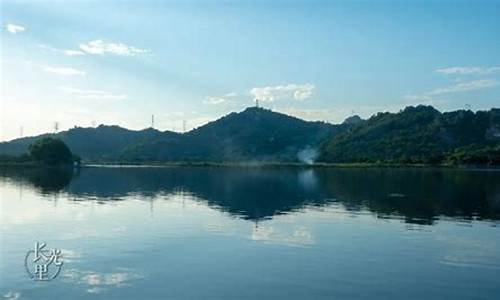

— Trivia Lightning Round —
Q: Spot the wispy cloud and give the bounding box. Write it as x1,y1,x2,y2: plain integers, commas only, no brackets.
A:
39,44,87,56
43,66,86,76
5,23,26,34
79,40,149,56
25,60,86,76
203,92,237,105
436,66,500,75
203,97,227,105
406,79,499,101
250,83,315,102
59,86,127,100
64,49,86,56
429,79,498,95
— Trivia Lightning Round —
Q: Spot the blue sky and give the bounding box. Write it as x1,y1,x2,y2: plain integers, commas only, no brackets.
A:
1,0,499,141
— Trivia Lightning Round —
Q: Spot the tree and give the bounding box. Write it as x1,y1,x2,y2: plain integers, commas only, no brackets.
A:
28,137,73,165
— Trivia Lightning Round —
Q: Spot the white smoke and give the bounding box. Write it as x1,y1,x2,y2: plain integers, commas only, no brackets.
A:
297,147,318,165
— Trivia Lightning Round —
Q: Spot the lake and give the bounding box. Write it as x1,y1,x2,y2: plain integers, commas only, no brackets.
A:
1,166,499,299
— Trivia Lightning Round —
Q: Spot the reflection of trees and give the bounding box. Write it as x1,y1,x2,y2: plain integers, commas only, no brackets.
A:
0,166,76,194
317,168,500,224
65,167,331,220
2,166,499,224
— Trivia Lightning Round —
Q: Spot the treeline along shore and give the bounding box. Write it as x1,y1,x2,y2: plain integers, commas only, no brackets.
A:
1,105,499,167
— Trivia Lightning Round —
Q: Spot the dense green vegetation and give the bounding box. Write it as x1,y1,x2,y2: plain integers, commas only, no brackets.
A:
29,137,73,165
120,107,346,162
1,106,499,166
0,107,347,163
0,137,79,166
318,106,500,165
0,126,177,161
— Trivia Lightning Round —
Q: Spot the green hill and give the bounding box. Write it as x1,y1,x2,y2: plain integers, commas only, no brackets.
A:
0,125,179,161
2,106,499,165
318,106,500,164
120,107,347,162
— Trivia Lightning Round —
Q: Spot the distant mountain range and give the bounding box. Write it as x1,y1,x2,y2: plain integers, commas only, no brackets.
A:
1,106,499,165
0,107,348,163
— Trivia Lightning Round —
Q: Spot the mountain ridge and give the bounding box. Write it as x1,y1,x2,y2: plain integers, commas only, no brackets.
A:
2,105,499,165
318,105,500,164
0,107,349,162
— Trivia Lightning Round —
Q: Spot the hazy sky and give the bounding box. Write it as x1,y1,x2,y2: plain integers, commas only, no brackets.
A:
1,0,500,141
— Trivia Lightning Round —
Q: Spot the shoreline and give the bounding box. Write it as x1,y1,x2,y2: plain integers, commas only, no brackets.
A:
1,161,499,170
80,161,500,170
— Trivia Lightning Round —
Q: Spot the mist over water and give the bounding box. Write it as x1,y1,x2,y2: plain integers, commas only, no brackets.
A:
297,147,318,165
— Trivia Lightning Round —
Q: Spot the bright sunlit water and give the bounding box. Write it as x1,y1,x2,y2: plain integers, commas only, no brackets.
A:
1,166,499,299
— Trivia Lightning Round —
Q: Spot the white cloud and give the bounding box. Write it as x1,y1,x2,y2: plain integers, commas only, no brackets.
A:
250,83,315,102
405,79,499,101
43,66,86,76
429,79,498,95
436,66,500,75
79,40,149,56
38,44,86,56
203,96,227,105
64,49,86,56
59,86,127,100
203,92,237,105
5,23,26,34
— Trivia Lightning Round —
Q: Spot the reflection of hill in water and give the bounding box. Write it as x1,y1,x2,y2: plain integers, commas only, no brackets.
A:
1,166,499,224
0,167,76,194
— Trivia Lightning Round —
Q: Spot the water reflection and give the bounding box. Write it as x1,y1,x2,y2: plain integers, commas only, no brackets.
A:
0,167,76,194
63,268,143,294
1,166,499,224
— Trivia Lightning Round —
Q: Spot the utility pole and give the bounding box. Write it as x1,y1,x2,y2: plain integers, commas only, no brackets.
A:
255,99,259,108
54,122,59,133
151,115,155,128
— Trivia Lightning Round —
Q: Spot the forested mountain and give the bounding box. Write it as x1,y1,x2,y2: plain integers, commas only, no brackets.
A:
0,125,179,161
2,106,499,165
120,107,345,162
0,107,346,162
318,106,500,164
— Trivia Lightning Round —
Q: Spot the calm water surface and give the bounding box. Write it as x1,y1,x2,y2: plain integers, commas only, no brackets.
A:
1,167,499,299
